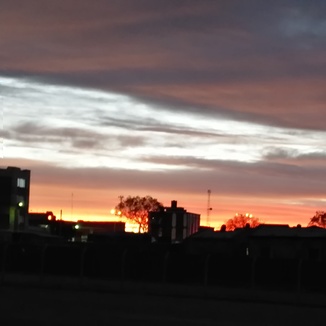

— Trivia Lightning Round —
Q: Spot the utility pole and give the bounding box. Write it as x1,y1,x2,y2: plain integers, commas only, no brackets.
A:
207,189,212,226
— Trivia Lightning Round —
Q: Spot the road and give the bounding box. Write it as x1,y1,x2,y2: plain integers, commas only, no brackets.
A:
1,285,326,326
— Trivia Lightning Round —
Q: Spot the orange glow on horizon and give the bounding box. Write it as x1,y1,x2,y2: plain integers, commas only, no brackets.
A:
30,203,314,232
25,169,320,232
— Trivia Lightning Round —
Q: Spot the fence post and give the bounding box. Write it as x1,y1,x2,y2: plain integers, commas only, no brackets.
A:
162,251,170,284
250,256,256,289
203,254,210,288
1,242,8,285
80,245,87,287
120,249,128,290
40,244,47,285
297,258,303,296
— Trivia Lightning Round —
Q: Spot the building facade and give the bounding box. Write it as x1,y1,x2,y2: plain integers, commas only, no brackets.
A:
0,166,30,230
149,200,200,243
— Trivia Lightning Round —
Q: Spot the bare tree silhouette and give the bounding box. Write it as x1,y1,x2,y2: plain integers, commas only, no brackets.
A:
225,213,260,231
308,211,326,228
115,195,162,233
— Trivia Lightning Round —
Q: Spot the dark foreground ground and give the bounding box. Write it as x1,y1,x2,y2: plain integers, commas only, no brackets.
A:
1,283,326,326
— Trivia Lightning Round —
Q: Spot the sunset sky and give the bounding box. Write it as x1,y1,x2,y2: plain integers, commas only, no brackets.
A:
1,1,325,230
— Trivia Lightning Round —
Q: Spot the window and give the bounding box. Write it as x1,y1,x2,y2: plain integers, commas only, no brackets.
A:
172,213,176,227
183,214,187,226
17,178,26,188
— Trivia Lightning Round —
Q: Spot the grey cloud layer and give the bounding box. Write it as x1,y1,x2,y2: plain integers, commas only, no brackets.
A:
22,158,326,199
10,121,148,152
1,0,326,130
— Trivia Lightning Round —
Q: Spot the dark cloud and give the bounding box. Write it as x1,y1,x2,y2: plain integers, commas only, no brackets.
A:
118,135,146,148
262,147,301,160
0,130,11,138
8,120,152,154
263,147,326,166
97,112,227,139
11,121,139,151
133,154,326,201
1,1,326,131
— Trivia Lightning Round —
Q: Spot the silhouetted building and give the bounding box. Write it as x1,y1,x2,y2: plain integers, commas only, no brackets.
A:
149,200,200,243
248,224,326,260
88,231,151,248
74,221,125,242
29,211,56,224
183,223,326,260
184,227,245,256
28,212,126,242
0,166,30,230
28,211,76,240
28,211,56,233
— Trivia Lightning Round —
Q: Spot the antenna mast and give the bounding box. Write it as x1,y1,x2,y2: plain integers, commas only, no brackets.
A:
206,189,212,226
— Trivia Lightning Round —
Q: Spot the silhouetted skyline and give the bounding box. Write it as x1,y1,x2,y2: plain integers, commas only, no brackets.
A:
1,1,325,228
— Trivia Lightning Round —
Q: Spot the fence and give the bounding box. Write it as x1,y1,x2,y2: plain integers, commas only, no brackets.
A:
1,242,326,294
